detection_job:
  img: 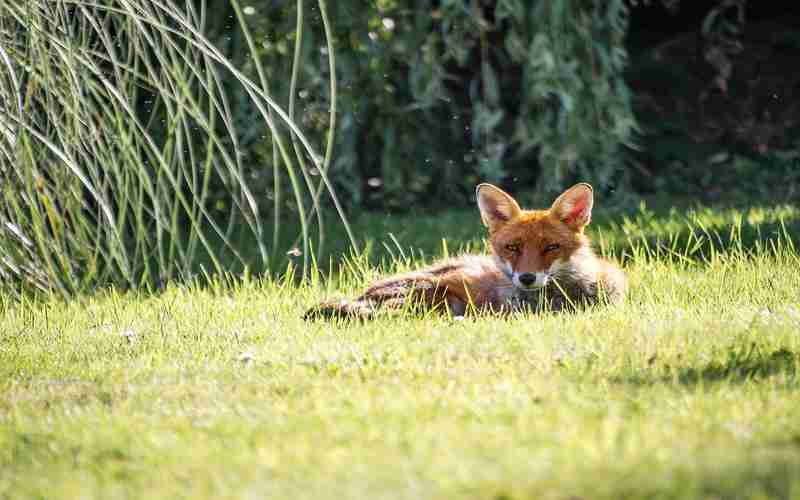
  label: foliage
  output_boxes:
[0,0,348,296]
[626,0,800,200]
[218,0,779,209]
[240,0,637,210]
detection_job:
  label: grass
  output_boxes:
[2,203,800,500]
[0,0,350,296]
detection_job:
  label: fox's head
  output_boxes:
[477,182,594,291]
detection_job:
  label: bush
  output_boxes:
[241,0,636,209]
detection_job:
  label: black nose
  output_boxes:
[518,273,536,286]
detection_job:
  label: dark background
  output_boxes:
[202,0,799,214]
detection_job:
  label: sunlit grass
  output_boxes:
[1,205,799,499]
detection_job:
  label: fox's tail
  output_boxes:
[304,276,440,321]
[303,298,379,321]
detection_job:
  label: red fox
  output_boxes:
[305,183,626,320]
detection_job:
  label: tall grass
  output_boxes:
[0,0,353,298]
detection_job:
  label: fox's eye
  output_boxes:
[543,243,560,254]
[504,243,521,254]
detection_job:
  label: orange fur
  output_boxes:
[305,183,626,320]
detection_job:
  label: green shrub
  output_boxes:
[242,0,636,208]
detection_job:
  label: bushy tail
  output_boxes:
[304,274,442,321]
[303,298,379,321]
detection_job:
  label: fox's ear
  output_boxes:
[476,183,521,232]
[551,183,593,231]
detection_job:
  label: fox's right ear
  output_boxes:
[476,183,521,232]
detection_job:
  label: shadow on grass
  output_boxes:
[297,198,800,272]
[594,201,799,264]
[577,449,800,500]
[158,195,800,290]
[615,344,799,387]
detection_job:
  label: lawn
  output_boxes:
[1,201,800,500]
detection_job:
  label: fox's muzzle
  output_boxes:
[513,271,549,290]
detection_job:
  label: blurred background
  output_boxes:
[227,0,800,208]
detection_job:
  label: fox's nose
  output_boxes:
[518,273,537,287]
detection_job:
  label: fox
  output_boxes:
[304,182,626,320]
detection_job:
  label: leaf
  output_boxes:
[482,62,501,106]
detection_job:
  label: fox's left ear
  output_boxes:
[551,183,593,231]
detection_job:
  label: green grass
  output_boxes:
[2,204,800,500]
